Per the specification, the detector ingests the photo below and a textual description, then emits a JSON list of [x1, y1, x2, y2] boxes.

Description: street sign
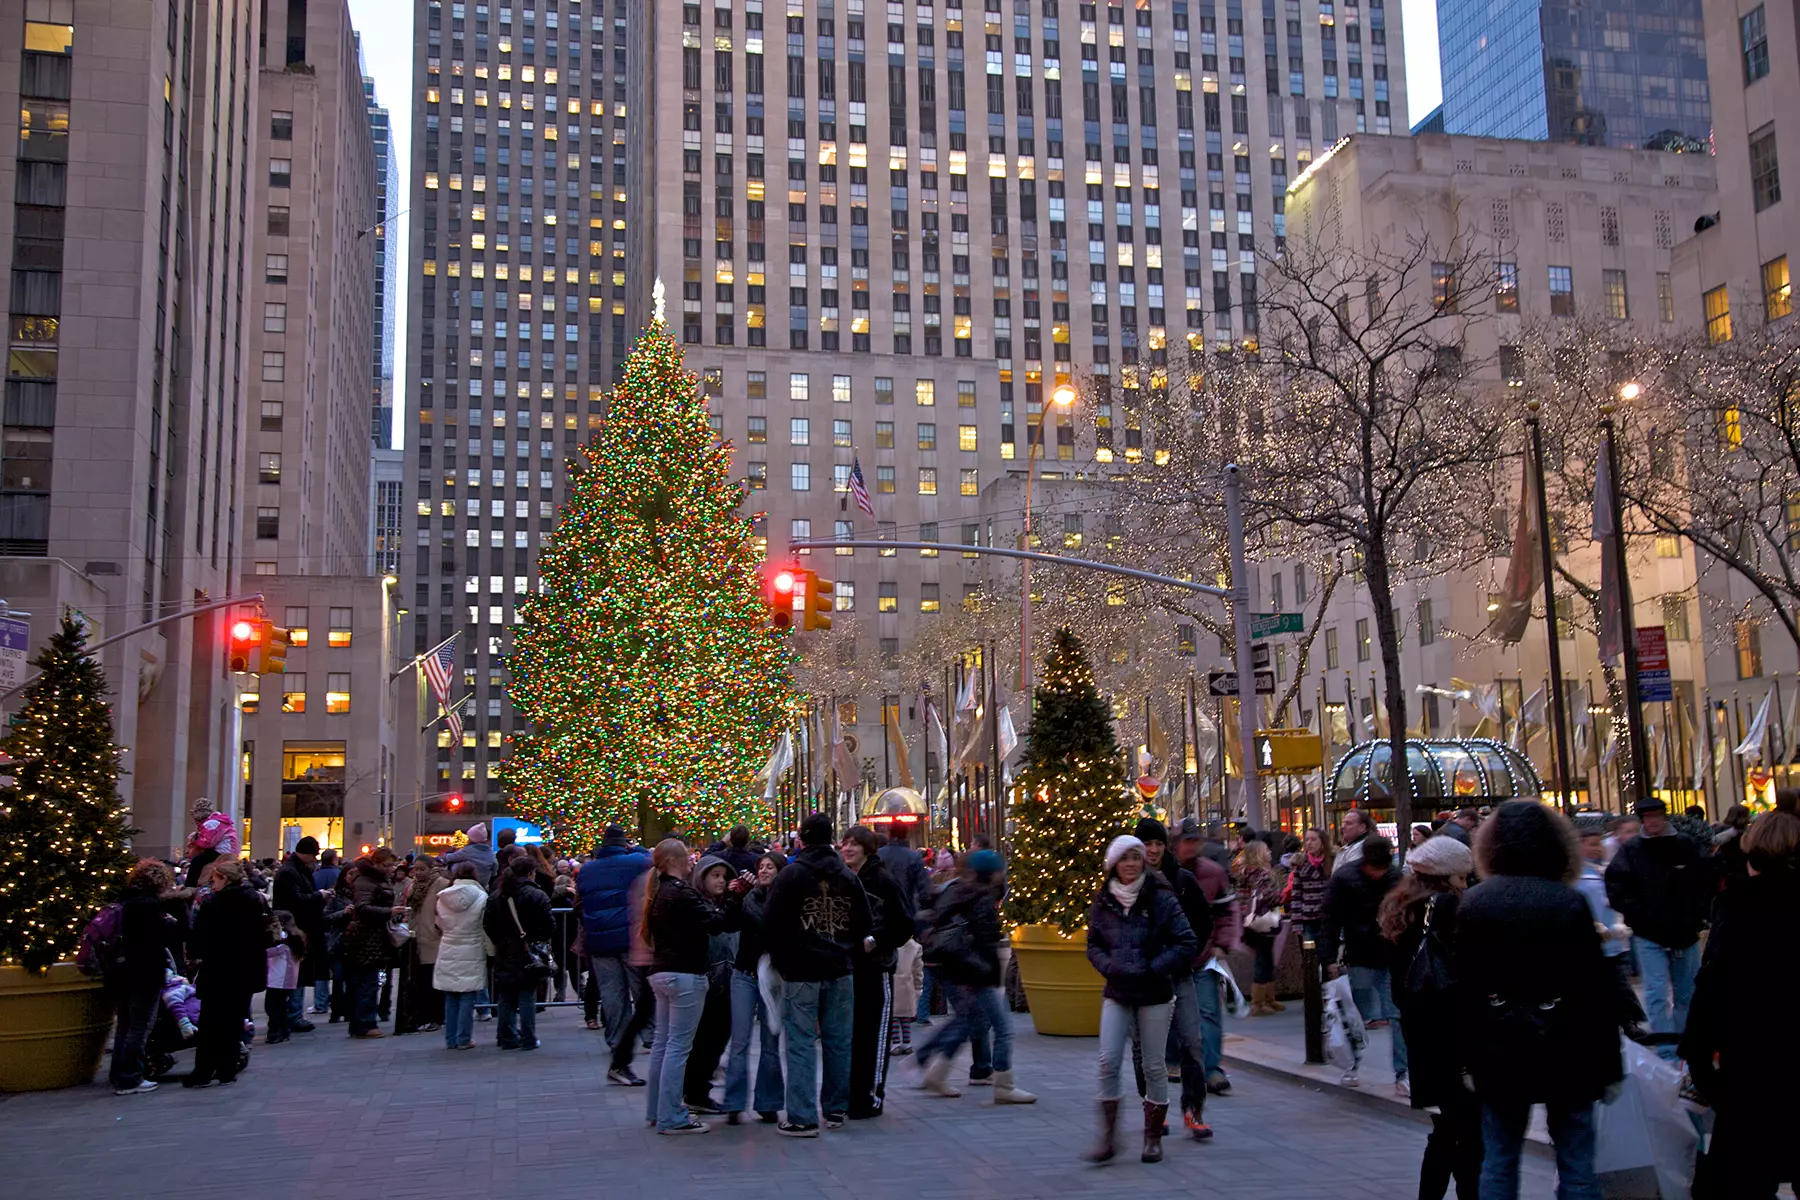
[[1635, 625, 1672, 703], [1208, 669, 1276, 697], [1250, 612, 1304, 640], [0, 616, 28, 693], [1254, 728, 1324, 773], [1250, 644, 1271, 668]]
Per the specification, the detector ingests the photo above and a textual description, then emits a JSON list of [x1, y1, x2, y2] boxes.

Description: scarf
[[1108, 873, 1146, 912]]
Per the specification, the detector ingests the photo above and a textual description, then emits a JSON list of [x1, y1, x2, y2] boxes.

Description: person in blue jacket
[[577, 824, 652, 1084]]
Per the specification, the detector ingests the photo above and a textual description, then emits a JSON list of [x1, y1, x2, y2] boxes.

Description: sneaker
[[687, 1099, 725, 1115], [1340, 1068, 1361, 1088], [1183, 1111, 1213, 1141], [726, 1111, 743, 1126], [607, 1067, 647, 1087], [778, 1122, 820, 1138], [290, 1020, 316, 1033], [519, 1039, 541, 1051], [1394, 1076, 1411, 1099], [1167, 1065, 1182, 1082], [1205, 1071, 1232, 1095], [890, 1043, 913, 1057], [658, 1121, 711, 1136], [823, 1111, 847, 1129], [266, 1033, 289, 1045], [1366, 1018, 1390, 1030], [114, 1081, 158, 1096], [311, 1006, 330, 1014], [757, 1111, 780, 1124]]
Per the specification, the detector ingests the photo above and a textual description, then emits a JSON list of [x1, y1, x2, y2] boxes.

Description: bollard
[[1301, 937, 1325, 1065]]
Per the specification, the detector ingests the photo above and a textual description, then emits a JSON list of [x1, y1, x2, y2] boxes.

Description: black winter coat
[[728, 885, 774, 974], [272, 854, 326, 983], [1085, 871, 1198, 1006], [1456, 875, 1622, 1107], [340, 863, 401, 968], [116, 886, 182, 990], [764, 845, 873, 982], [877, 841, 929, 914], [1606, 831, 1710, 950], [190, 882, 273, 997], [1320, 863, 1398, 968], [644, 872, 726, 976], [1388, 891, 1469, 1111], [923, 878, 1005, 987], [1159, 857, 1212, 972], [855, 855, 916, 973], [484, 880, 556, 985]]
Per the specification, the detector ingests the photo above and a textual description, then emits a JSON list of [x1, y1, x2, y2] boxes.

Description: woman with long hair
[[1084, 835, 1198, 1164], [722, 851, 786, 1124], [642, 838, 729, 1135], [1380, 836, 1479, 1199], [109, 858, 182, 1094], [1283, 826, 1336, 945], [1234, 840, 1282, 1015]]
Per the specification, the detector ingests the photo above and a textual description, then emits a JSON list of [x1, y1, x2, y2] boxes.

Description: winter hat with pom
[[1406, 835, 1472, 880], [1105, 834, 1146, 873]]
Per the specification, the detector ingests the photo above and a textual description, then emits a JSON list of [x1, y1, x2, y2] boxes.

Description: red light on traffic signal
[[772, 570, 797, 595], [228, 617, 262, 673], [231, 619, 256, 642], [448, 795, 462, 810]]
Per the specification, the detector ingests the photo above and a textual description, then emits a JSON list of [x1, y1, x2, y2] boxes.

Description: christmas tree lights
[[0, 615, 134, 972], [1006, 628, 1133, 934], [502, 324, 793, 846]]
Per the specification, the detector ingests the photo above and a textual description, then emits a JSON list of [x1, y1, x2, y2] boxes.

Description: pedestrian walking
[[763, 813, 873, 1138], [108, 859, 183, 1095], [432, 862, 489, 1050], [722, 851, 786, 1124], [841, 823, 915, 1120], [1605, 797, 1709, 1042], [485, 854, 555, 1051], [914, 848, 957, 1028], [1380, 835, 1480, 1200], [1173, 817, 1238, 1098], [576, 823, 653, 1083], [642, 838, 728, 1135], [1321, 834, 1408, 1093], [185, 858, 272, 1087], [1136, 817, 1214, 1139], [270, 837, 324, 1038], [1458, 800, 1621, 1200], [1235, 838, 1283, 1016], [1574, 823, 1644, 1035], [1083, 834, 1198, 1165], [1282, 826, 1335, 944]]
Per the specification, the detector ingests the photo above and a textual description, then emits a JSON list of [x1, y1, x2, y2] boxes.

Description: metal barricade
[[476, 905, 587, 1013]]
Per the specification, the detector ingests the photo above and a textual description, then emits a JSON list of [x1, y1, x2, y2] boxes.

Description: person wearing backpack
[[1456, 801, 1621, 1199], [1380, 835, 1478, 1199], [107, 859, 182, 1094]]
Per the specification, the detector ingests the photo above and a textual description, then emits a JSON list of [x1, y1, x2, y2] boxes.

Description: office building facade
[[362, 37, 401, 450]]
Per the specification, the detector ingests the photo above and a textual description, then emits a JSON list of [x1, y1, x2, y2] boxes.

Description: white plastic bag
[[1594, 1038, 1698, 1199], [1204, 957, 1251, 1018], [1321, 974, 1367, 1072]]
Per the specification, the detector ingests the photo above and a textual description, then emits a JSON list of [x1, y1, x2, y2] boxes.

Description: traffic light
[[426, 793, 463, 814], [804, 571, 834, 631], [260, 623, 291, 675], [228, 618, 261, 673], [765, 564, 800, 630]]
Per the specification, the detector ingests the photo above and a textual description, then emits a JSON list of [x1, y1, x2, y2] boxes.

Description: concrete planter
[[0, 963, 111, 1092], [1009, 924, 1105, 1036]]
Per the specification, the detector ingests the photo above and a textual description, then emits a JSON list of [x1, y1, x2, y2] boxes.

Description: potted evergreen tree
[[0, 615, 134, 1091], [1007, 628, 1133, 1035]]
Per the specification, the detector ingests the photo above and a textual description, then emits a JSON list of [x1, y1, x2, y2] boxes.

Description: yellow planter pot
[[1010, 923, 1105, 1036], [0, 964, 111, 1092]]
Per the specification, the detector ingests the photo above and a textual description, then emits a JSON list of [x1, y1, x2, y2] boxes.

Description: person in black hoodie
[[484, 854, 555, 1052], [762, 813, 873, 1138], [1605, 796, 1709, 1041], [185, 857, 273, 1087], [722, 851, 786, 1123], [109, 859, 183, 1094], [1320, 835, 1409, 1093], [1457, 801, 1621, 1200], [840, 823, 916, 1120], [641, 838, 729, 1135], [1084, 834, 1198, 1166]]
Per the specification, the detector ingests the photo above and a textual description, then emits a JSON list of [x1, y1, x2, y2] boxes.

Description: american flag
[[444, 693, 466, 743], [421, 632, 459, 715], [849, 455, 875, 516]]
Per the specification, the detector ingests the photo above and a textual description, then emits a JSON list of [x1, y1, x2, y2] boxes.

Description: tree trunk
[[1363, 538, 1414, 863]]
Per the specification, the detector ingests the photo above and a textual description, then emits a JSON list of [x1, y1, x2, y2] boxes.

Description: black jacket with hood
[[923, 876, 1005, 987], [1084, 868, 1198, 1007], [763, 844, 873, 982], [855, 853, 916, 973], [643, 869, 728, 976]]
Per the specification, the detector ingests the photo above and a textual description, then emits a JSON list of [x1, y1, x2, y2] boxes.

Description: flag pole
[[1526, 400, 1574, 813]]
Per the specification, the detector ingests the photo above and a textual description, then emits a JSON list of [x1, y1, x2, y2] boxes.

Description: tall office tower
[[0, 0, 258, 856], [405, 0, 634, 818], [361, 36, 400, 450], [1437, 0, 1711, 148], [624, 0, 1402, 759]]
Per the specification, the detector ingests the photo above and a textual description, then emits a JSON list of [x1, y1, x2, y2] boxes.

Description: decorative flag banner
[[849, 456, 875, 516]]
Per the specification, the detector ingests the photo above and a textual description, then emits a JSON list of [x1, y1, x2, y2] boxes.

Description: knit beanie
[[1134, 816, 1168, 845], [1407, 834, 1473, 879], [1105, 834, 1146, 872], [965, 849, 1004, 878], [799, 812, 834, 846], [465, 823, 488, 844]]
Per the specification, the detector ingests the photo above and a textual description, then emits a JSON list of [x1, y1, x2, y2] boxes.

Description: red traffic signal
[[765, 564, 800, 630], [448, 794, 462, 810], [228, 618, 262, 673]]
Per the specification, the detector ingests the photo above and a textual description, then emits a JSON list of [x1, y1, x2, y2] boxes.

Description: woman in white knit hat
[[1378, 834, 1477, 1200], [1082, 834, 1198, 1166]]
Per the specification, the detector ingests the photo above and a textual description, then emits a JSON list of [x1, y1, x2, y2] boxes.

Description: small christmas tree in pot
[[1006, 627, 1133, 1035], [0, 614, 136, 1091]]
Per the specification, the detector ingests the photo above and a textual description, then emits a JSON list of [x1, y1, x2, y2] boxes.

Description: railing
[[476, 905, 586, 1014]]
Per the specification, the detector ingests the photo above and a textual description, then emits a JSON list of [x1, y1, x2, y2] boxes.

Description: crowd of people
[[84, 790, 1799, 1195]]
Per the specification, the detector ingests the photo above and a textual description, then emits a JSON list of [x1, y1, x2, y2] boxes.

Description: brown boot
[[1249, 982, 1274, 1016], [1267, 986, 1287, 1012], [1085, 1100, 1120, 1163], [1142, 1101, 1168, 1162]]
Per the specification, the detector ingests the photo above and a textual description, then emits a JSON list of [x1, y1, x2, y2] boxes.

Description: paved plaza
[[0, 1003, 1558, 1199]]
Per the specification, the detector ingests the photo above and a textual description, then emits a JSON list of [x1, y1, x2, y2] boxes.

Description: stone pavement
[[0, 1002, 1560, 1199]]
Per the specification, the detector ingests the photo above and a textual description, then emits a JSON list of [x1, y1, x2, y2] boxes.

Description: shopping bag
[[1594, 1037, 1698, 1199], [1321, 975, 1367, 1072], [1204, 957, 1251, 1018]]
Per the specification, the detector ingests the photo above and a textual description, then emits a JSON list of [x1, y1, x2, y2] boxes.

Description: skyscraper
[[1437, 0, 1711, 148], [362, 36, 401, 450], [405, 0, 632, 814]]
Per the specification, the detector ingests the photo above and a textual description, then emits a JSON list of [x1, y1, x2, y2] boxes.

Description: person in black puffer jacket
[[722, 851, 786, 1123], [914, 848, 1037, 1106], [841, 824, 916, 1120], [109, 859, 184, 1094], [483, 853, 555, 1051], [185, 858, 273, 1087], [1604, 796, 1710, 1039], [641, 838, 729, 1135], [1457, 801, 1621, 1200], [334, 848, 403, 1039], [1084, 834, 1198, 1166]]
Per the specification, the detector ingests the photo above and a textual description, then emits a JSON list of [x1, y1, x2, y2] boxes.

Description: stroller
[[144, 955, 253, 1081]]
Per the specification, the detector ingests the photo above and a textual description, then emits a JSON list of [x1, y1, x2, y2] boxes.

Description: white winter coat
[[433, 879, 490, 993]]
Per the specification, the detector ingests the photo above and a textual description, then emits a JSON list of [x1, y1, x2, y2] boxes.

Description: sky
[[340, 0, 1445, 449]]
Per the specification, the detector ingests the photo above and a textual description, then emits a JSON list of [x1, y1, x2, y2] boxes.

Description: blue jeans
[[782, 975, 854, 1126], [916, 963, 937, 1021], [1348, 963, 1409, 1078], [1193, 967, 1224, 1075], [1480, 1100, 1601, 1199], [345, 966, 381, 1035], [495, 980, 538, 1048], [1099, 998, 1172, 1104], [646, 971, 707, 1130], [1635, 938, 1697, 1039], [724, 969, 785, 1114], [312, 975, 329, 1011], [443, 991, 476, 1048], [919, 982, 1012, 1072], [286, 986, 306, 1027]]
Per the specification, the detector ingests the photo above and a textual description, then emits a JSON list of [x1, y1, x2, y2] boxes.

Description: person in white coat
[[433, 863, 491, 1050]]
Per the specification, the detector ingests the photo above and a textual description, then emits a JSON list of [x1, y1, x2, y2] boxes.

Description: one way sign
[[1207, 669, 1275, 697]]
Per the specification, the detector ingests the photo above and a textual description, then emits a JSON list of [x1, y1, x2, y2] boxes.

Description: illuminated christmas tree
[[1006, 627, 1132, 934], [0, 615, 134, 972], [503, 324, 792, 845]]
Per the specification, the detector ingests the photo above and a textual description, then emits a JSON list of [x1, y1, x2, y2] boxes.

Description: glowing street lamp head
[[1052, 384, 1077, 407], [1618, 381, 1642, 402]]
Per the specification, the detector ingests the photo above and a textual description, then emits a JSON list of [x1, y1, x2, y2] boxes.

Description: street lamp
[[1020, 383, 1078, 699], [1600, 379, 1655, 807]]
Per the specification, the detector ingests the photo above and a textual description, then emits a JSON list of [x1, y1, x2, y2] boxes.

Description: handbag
[[919, 911, 976, 971], [1405, 894, 1454, 998], [1245, 890, 1282, 935], [387, 920, 415, 949], [508, 898, 556, 980]]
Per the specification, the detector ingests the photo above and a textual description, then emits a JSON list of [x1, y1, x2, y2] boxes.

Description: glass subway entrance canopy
[[1331, 737, 1542, 805]]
